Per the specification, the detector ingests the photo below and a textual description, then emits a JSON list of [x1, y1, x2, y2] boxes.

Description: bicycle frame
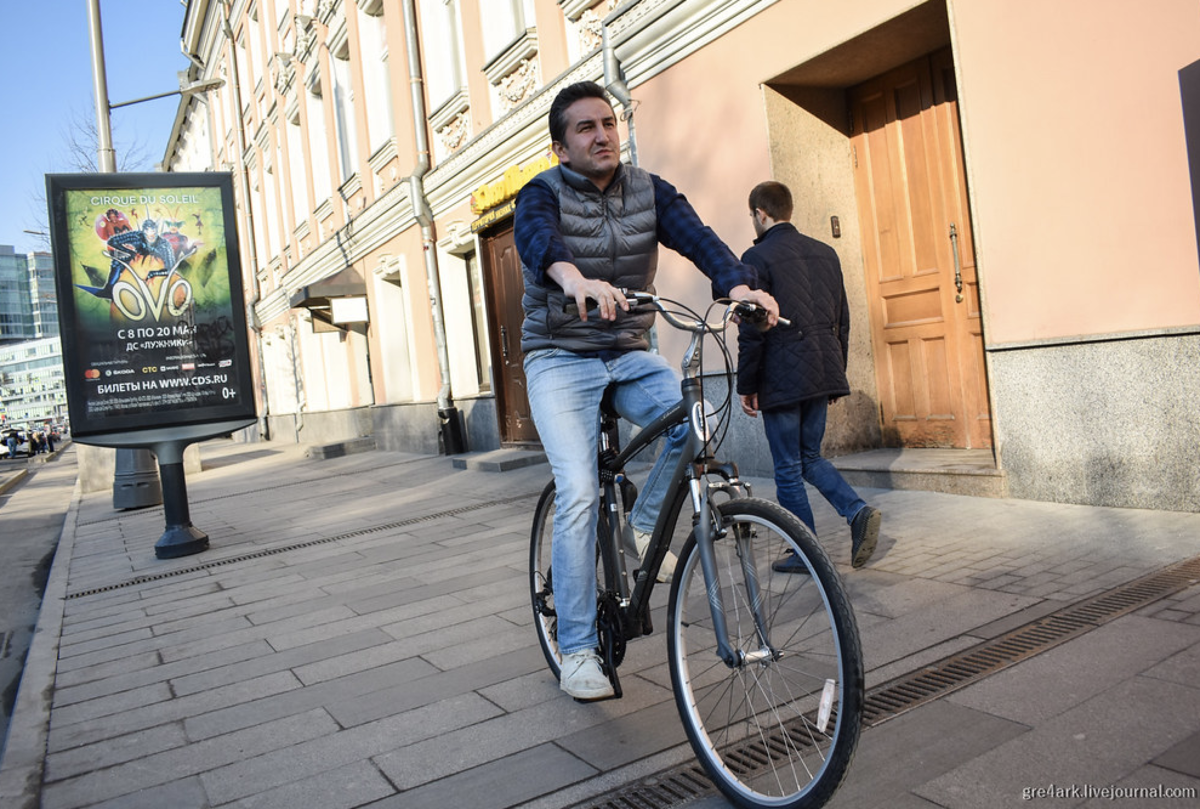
[[595, 297, 762, 668]]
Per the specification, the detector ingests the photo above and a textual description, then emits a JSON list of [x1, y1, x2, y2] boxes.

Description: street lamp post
[[86, 0, 164, 517], [84, 0, 224, 558]]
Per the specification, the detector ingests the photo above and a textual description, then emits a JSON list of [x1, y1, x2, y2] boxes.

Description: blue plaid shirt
[[514, 168, 757, 297]]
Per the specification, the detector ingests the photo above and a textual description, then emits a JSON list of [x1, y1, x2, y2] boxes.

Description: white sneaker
[[634, 528, 677, 583], [559, 651, 614, 700]]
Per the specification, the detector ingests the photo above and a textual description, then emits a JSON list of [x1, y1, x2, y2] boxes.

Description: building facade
[[0, 245, 35, 344], [167, 0, 1200, 512], [0, 336, 68, 426], [27, 251, 60, 340]]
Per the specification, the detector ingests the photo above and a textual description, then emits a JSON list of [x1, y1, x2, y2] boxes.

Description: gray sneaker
[[850, 506, 881, 569], [559, 651, 614, 700]]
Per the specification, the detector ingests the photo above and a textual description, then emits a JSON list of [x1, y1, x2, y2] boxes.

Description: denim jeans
[[525, 348, 688, 655], [762, 397, 866, 535]]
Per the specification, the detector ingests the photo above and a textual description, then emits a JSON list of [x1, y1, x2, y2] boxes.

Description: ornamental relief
[[316, 0, 337, 24], [496, 58, 539, 115], [436, 112, 471, 156], [575, 3, 614, 54]]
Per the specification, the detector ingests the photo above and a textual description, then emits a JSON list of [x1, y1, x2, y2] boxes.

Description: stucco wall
[[951, 0, 1200, 345]]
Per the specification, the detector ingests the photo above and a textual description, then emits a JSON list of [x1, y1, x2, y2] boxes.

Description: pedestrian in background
[[737, 181, 881, 573]]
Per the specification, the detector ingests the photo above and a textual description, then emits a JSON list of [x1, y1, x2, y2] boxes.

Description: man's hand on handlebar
[[728, 284, 780, 328], [548, 261, 628, 322]]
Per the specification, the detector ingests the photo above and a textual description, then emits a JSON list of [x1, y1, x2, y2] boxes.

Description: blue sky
[[0, 1, 191, 256]]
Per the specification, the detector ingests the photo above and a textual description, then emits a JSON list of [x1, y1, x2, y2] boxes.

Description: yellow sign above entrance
[[470, 151, 558, 216]]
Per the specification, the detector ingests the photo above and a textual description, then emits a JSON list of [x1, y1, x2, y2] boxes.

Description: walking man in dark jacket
[[738, 181, 880, 573]]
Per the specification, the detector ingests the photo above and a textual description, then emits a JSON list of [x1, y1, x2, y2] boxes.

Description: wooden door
[[481, 221, 539, 444], [850, 49, 992, 448]]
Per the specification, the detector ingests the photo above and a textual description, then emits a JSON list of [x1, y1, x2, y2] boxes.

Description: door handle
[[949, 223, 964, 303], [500, 325, 510, 362]]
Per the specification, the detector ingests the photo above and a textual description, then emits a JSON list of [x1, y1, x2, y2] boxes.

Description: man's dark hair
[[748, 181, 794, 221], [549, 81, 613, 145]]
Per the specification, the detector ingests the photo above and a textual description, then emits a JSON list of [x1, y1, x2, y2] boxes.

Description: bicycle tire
[[530, 481, 568, 679], [667, 498, 863, 809]]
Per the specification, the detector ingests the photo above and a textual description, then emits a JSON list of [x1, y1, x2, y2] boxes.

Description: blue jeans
[[525, 348, 688, 655], [762, 397, 866, 535]]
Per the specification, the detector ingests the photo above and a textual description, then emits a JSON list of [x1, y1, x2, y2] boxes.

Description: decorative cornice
[[483, 30, 539, 84], [560, 0, 605, 19]]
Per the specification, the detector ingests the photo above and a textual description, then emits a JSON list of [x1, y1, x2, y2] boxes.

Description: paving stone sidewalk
[[1, 439, 1198, 809]]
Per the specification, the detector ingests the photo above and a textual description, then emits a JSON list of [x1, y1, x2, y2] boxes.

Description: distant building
[[28, 251, 59, 339], [0, 245, 35, 343], [0, 336, 67, 426]]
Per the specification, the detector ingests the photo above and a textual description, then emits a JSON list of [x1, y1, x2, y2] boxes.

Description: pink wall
[[952, 0, 1200, 344]]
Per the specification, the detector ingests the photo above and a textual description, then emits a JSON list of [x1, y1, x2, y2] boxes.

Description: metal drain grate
[[861, 553, 1200, 727], [567, 553, 1200, 809], [65, 490, 542, 599]]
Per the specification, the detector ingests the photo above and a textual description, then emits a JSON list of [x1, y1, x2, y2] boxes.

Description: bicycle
[[529, 292, 864, 809]]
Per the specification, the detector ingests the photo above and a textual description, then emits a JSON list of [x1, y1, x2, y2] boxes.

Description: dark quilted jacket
[[737, 223, 850, 410]]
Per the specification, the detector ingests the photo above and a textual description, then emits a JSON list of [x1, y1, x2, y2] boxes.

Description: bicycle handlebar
[[564, 290, 792, 331]]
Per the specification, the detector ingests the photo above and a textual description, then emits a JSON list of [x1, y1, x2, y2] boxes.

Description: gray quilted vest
[[520, 162, 658, 353]]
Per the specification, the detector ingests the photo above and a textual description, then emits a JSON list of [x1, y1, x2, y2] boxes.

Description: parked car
[[1, 429, 32, 459]]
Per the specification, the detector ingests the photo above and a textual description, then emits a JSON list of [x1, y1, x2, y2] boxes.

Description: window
[[306, 76, 332, 204], [420, 0, 465, 109], [286, 112, 309, 221], [480, 0, 535, 59], [357, 6, 394, 152], [331, 45, 360, 181]]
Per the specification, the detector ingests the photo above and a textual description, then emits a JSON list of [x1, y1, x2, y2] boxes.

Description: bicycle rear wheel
[[530, 481, 568, 678], [667, 498, 863, 809]]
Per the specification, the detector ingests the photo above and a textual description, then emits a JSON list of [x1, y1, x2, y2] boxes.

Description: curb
[[0, 477, 81, 807], [0, 470, 28, 496]]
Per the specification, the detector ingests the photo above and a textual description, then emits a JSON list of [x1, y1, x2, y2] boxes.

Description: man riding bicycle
[[513, 80, 779, 700]]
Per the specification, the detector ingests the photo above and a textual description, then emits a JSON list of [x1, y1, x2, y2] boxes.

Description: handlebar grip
[[562, 288, 648, 315], [733, 301, 793, 329]]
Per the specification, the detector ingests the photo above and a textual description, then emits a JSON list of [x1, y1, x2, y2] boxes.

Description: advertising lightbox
[[46, 172, 256, 440]]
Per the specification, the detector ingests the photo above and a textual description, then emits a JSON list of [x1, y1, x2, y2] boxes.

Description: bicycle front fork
[[689, 476, 776, 669]]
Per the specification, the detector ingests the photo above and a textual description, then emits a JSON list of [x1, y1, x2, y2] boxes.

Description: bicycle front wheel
[[667, 498, 863, 809]]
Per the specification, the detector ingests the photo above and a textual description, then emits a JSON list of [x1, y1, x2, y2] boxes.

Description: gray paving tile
[[200, 692, 501, 804], [41, 709, 337, 809], [84, 776, 210, 809], [948, 615, 1200, 725], [171, 628, 393, 696], [373, 682, 668, 791], [916, 676, 1200, 809], [371, 743, 599, 809], [45, 721, 187, 781], [47, 670, 303, 752], [824, 700, 1028, 809], [1153, 730, 1200, 780], [50, 681, 173, 726], [183, 655, 438, 740], [326, 645, 545, 728], [223, 760, 394, 809]]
